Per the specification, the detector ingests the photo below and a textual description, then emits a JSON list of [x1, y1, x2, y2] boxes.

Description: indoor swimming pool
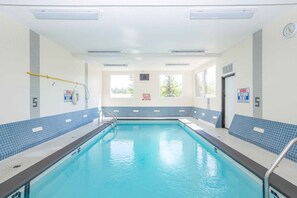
[[28, 121, 262, 198]]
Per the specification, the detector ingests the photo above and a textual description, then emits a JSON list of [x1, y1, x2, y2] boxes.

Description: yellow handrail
[[26, 72, 84, 86]]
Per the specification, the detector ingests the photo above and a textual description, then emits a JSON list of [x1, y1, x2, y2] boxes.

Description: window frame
[[194, 71, 205, 98], [204, 65, 216, 98], [194, 65, 216, 98]]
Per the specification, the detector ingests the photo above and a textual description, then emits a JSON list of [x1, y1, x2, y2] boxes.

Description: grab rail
[[264, 137, 297, 198], [98, 109, 118, 127]]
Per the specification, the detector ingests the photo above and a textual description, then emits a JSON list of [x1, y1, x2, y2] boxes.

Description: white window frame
[[194, 65, 216, 98], [204, 66, 216, 98], [194, 71, 205, 98]]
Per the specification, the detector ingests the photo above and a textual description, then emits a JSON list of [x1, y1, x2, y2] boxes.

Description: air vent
[[170, 50, 205, 55], [222, 64, 234, 75], [140, 74, 149, 81], [166, 63, 189, 67], [104, 64, 128, 67]]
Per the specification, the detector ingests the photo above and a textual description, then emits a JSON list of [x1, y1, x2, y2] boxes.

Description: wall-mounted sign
[[237, 88, 250, 103], [142, 93, 151, 101], [64, 90, 73, 102]]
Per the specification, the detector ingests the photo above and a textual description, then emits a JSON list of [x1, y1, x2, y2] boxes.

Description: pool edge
[[1, 120, 296, 198], [0, 123, 110, 198]]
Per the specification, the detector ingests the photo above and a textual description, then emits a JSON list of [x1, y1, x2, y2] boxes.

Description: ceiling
[[0, 1, 296, 71]]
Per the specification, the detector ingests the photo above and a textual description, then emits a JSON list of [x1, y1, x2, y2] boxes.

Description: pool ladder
[[263, 137, 297, 198], [98, 109, 118, 128]]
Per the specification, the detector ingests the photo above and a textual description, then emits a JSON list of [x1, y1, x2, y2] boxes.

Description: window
[[205, 66, 216, 97], [194, 72, 204, 97], [110, 75, 134, 98], [194, 66, 216, 98], [160, 74, 182, 97]]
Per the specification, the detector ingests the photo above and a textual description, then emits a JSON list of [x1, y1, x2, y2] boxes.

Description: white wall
[[0, 13, 30, 125], [0, 13, 102, 124], [88, 62, 102, 109], [40, 36, 86, 117], [102, 71, 193, 107], [193, 7, 297, 125], [262, 9, 297, 124], [193, 37, 253, 116]]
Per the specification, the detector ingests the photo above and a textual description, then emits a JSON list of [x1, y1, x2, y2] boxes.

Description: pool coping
[[0, 123, 110, 198], [0, 119, 296, 198], [182, 124, 297, 198]]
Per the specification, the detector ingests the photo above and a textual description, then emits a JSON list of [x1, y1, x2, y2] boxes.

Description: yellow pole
[[26, 72, 85, 86]]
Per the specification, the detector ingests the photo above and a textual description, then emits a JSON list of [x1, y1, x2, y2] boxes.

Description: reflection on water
[[159, 140, 183, 166], [110, 140, 134, 165]]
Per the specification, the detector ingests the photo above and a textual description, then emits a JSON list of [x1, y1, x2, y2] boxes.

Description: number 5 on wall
[[32, 97, 38, 108], [255, 97, 260, 107]]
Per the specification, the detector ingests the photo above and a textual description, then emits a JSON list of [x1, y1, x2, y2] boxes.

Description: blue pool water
[[30, 122, 262, 198]]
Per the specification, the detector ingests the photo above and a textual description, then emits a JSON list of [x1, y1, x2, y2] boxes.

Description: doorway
[[222, 74, 236, 129]]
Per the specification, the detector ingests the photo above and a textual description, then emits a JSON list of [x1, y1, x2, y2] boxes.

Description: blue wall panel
[[0, 108, 98, 161], [102, 106, 193, 117], [229, 114, 297, 162], [190, 107, 222, 128]]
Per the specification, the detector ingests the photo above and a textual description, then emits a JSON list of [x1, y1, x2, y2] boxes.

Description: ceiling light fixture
[[87, 50, 122, 55], [190, 9, 255, 20], [32, 9, 99, 20], [170, 50, 206, 55], [103, 64, 128, 67], [166, 63, 190, 67]]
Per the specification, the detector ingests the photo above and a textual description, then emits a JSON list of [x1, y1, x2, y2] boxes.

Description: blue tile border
[[229, 114, 297, 162], [102, 106, 192, 117], [190, 107, 222, 128], [102, 106, 222, 128], [0, 108, 98, 161]]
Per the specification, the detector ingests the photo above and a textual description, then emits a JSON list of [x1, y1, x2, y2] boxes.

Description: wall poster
[[237, 88, 250, 103]]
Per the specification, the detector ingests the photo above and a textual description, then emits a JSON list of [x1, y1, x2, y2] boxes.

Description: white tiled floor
[[0, 117, 296, 188]]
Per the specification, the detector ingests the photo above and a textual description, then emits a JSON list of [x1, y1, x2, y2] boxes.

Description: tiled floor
[[0, 117, 296, 189]]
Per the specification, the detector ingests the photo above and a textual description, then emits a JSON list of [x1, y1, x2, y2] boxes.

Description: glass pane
[[205, 66, 216, 97], [110, 75, 134, 98], [195, 72, 204, 97], [160, 75, 182, 97]]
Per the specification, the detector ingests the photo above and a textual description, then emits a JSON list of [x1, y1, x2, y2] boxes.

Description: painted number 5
[[255, 97, 260, 107], [33, 97, 38, 108]]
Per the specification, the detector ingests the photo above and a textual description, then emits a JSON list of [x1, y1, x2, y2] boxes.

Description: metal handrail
[[98, 109, 118, 126], [264, 137, 297, 198]]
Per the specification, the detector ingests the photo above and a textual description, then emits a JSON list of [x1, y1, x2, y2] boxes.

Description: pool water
[[30, 122, 262, 198]]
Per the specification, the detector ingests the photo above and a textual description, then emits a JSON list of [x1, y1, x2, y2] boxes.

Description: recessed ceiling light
[[32, 9, 99, 20], [104, 64, 128, 67], [190, 9, 255, 20], [87, 50, 122, 55], [130, 50, 141, 54], [166, 63, 190, 67], [170, 50, 206, 55], [134, 57, 143, 60]]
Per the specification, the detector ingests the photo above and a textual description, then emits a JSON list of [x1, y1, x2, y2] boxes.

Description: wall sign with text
[[237, 88, 250, 103], [64, 90, 73, 102]]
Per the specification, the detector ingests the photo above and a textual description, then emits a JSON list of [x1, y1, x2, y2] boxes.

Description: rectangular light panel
[[32, 9, 99, 20], [190, 9, 255, 20]]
